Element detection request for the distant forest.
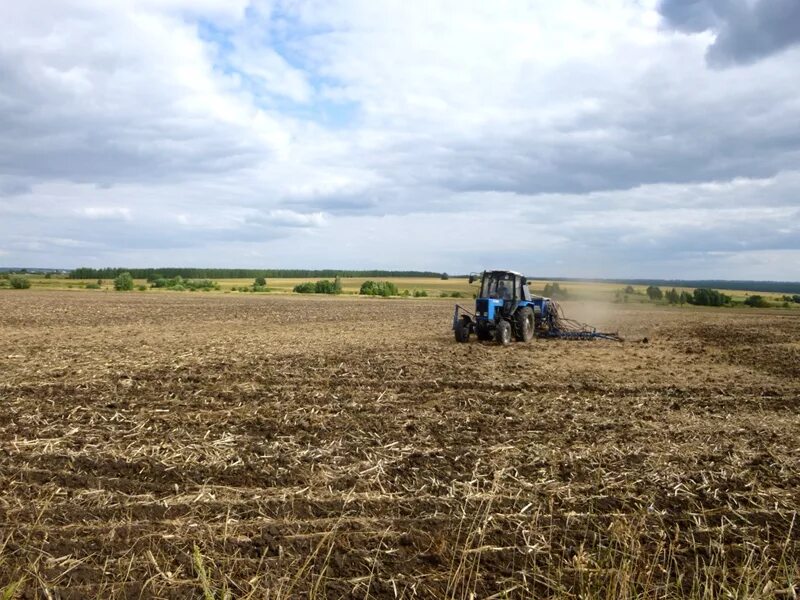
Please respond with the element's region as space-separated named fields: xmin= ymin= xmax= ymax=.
xmin=68 ymin=267 xmax=443 ymax=279
xmin=541 ymin=277 xmax=800 ymax=295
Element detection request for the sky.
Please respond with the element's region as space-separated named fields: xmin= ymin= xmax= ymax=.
xmin=1 ymin=0 xmax=799 ymax=279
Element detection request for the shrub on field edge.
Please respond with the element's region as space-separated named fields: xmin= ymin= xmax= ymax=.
xmin=690 ymin=288 xmax=731 ymax=306
xmin=413 ymin=289 xmax=428 ymax=297
xmin=114 ymin=272 xmax=134 ymax=291
xmin=744 ymin=295 xmax=770 ymax=308
xmin=315 ymin=279 xmax=337 ymax=294
xmin=360 ymin=280 xmax=398 ymax=297
xmin=186 ymin=279 xmax=219 ymax=291
xmin=85 ymin=283 xmax=101 ymax=290
xmin=293 ymin=279 xmax=343 ymax=294
xmin=646 ymin=285 xmax=663 ymax=301
xmin=9 ymin=275 xmax=31 ymax=289
xmin=151 ymin=276 xmax=218 ymax=291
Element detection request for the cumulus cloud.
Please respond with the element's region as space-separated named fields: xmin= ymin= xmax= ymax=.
xmin=0 ymin=0 xmax=799 ymax=278
xmin=659 ymin=0 xmax=800 ymax=66
xmin=0 ymin=0 xmax=297 ymax=187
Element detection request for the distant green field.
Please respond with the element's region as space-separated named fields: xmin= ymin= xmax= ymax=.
xmin=16 ymin=276 xmax=476 ymax=297
xmin=3 ymin=273 xmax=798 ymax=309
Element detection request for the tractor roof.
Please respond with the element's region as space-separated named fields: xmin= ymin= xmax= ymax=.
xmin=486 ymin=269 xmax=525 ymax=277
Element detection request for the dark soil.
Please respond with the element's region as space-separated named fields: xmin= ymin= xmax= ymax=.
xmin=0 ymin=292 xmax=798 ymax=598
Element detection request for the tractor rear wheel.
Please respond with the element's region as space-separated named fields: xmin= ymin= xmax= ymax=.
xmin=514 ymin=307 xmax=534 ymax=342
xmin=495 ymin=319 xmax=512 ymax=345
xmin=454 ymin=316 xmax=471 ymax=343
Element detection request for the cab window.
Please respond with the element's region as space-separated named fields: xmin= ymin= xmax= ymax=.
xmin=482 ymin=273 xmax=515 ymax=299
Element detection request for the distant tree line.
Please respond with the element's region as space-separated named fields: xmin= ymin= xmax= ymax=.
xmin=537 ymin=277 xmax=800 ymax=296
xmin=649 ymin=286 xmax=742 ymax=306
xmin=69 ymin=268 xmax=443 ymax=280
xmin=620 ymin=285 xmax=733 ymax=306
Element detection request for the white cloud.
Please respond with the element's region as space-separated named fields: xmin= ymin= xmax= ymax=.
xmin=262 ymin=209 xmax=325 ymax=228
xmin=79 ymin=207 xmax=132 ymax=220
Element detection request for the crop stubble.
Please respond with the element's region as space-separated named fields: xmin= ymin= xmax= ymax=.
xmin=0 ymin=291 xmax=798 ymax=598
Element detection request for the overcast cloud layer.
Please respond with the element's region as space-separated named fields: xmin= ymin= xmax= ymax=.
xmin=1 ymin=0 xmax=799 ymax=278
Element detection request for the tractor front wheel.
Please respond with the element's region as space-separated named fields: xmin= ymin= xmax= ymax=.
xmin=495 ymin=320 xmax=512 ymax=345
xmin=454 ymin=316 xmax=471 ymax=343
xmin=514 ymin=307 xmax=534 ymax=342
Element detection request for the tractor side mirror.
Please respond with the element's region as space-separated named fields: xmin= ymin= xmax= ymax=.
xmin=468 ymin=274 xmax=475 ymax=284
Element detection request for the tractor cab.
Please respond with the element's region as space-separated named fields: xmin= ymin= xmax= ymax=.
xmin=469 ymin=270 xmax=533 ymax=325
xmin=472 ymin=270 xmax=532 ymax=303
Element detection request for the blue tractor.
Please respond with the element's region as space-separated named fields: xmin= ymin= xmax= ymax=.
xmin=452 ymin=270 xmax=621 ymax=344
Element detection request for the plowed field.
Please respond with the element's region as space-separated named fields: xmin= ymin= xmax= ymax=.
xmin=0 ymin=291 xmax=798 ymax=598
